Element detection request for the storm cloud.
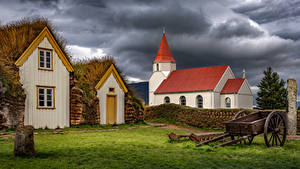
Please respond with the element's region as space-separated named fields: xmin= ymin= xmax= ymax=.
xmin=1 ymin=0 xmax=300 ymax=98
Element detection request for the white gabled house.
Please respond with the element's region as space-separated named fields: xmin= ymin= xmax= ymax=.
xmin=95 ymin=64 xmax=128 ymax=125
xmin=149 ymin=32 xmax=253 ymax=109
xmin=15 ymin=27 xmax=74 ymax=129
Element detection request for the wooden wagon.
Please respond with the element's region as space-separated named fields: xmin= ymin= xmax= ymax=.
xmin=196 ymin=111 xmax=287 ymax=148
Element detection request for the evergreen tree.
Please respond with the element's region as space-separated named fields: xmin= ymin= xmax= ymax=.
xmin=256 ymin=67 xmax=286 ymax=109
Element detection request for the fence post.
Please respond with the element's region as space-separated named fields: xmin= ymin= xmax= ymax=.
xmin=286 ymin=79 xmax=297 ymax=135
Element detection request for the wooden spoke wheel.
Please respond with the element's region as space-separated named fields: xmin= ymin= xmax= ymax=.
xmin=264 ymin=112 xmax=287 ymax=147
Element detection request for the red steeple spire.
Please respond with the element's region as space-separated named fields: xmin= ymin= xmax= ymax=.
xmin=154 ymin=32 xmax=176 ymax=63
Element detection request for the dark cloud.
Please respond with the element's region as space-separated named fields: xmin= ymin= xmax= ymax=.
xmin=233 ymin=0 xmax=300 ymax=24
xmin=211 ymin=18 xmax=264 ymax=38
xmin=0 ymin=0 xmax=300 ymax=98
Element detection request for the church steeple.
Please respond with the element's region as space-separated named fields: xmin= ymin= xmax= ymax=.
xmin=154 ymin=29 xmax=176 ymax=63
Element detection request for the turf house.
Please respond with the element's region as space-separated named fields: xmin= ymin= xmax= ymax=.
xmin=0 ymin=19 xmax=143 ymax=129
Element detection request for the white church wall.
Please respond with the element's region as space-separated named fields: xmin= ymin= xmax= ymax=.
xmin=19 ymin=37 xmax=70 ymax=129
xmin=214 ymin=67 xmax=235 ymax=92
xmin=149 ymin=71 xmax=167 ymax=106
xmin=238 ymin=80 xmax=253 ymax=95
xmin=154 ymin=91 xmax=214 ymax=108
xmin=97 ymin=73 xmax=125 ymax=125
xmin=237 ymin=94 xmax=253 ymax=109
xmin=220 ymin=94 xmax=237 ymax=108
xmin=213 ymin=92 xmax=221 ymax=108
xmin=237 ymin=80 xmax=253 ymax=109
xmin=153 ymin=62 xmax=176 ymax=72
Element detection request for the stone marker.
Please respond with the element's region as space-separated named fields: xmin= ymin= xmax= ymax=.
xmin=286 ymin=79 xmax=297 ymax=135
xmin=14 ymin=125 xmax=35 ymax=156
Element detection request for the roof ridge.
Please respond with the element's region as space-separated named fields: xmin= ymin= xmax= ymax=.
xmin=173 ymin=65 xmax=228 ymax=72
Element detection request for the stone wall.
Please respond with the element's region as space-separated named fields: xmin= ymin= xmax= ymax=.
xmin=0 ymin=81 xmax=25 ymax=129
xmin=70 ymin=86 xmax=84 ymax=126
xmin=125 ymin=96 xmax=144 ymax=123
xmin=145 ymin=104 xmax=255 ymax=129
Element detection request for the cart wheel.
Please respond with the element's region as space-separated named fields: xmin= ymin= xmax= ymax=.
xmin=233 ymin=111 xmax=250 ymax=120
xmin=264 ymin=112 xmax=287 ymax=147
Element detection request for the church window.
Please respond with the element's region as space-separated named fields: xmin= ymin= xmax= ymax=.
xmin=180 ymin=96 xmax=186 ymax=106
xmin=196 ymin=95 xmax=203 ymax=108
xmin=225 ymin=97 xmax=231 ymax=108
xmin=164 ymin=96 xmax=170 ymax=104
xmin=157 ymin=63 xmax=159 ymax=71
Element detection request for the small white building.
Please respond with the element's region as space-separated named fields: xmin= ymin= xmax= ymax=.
xmin=95 ymin=64 xmax=128 ymax=125
xmin=149 ymin=32 xmax=253 ymax=109
xmin=15 ymin=27 xmax=74 ymax=129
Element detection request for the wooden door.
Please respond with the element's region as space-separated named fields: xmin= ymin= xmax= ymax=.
xmin=106 ymin=95 xmax=117 ymax=124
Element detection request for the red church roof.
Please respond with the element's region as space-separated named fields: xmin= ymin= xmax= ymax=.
xmin=154 ymin=33 xmax=176 ymax=63
xmin=221 ymin=78 xmax=245 ymax=94
xmin=154 ymin=65 xmax=229 ymax=94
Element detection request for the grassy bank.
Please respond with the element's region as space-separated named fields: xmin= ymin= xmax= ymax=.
xmin=0 ymin=127 xmax=299 ymax=169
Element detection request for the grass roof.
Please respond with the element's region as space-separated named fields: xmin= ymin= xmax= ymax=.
xmin=0 ymin=18 xmax=70 ymax=98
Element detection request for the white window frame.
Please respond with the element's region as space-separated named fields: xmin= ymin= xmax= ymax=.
xmin=38 ymin=48 xmax=53 ymax=70
xmin=37 ymin=86 xmax=55 ymax=109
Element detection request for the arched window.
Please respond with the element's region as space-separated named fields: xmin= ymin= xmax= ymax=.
xmin=164 ymin=96 xmax=170 ymax=104
xmin=225 ymin=97 xmax=231 ymax=108
xmin=180 ymin=96 xmax=186 ymax=106
xmin=196 ymin=95 xmax=203 ymax=108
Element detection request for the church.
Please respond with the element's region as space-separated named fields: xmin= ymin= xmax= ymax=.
xmin=149 ymin=32 xmax=253 ymax=109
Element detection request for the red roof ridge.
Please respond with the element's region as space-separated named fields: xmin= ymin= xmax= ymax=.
xmin=173 ymin=65 xmax=229 ymax=72
xmin=154 ymin=33 xmax=176 ymax=63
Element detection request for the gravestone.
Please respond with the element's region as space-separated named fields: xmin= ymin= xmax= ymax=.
xmin=14 ymin=125 xmax=35 ymax=156
xmin=286 ymin=79 xmax=297 ymax=135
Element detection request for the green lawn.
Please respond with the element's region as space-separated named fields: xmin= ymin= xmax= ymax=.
xmin=0 ymin=126 xmax=299 ymax=169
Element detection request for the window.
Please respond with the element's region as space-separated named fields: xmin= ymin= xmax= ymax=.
xmin=180 ymin=96 xmax=186 ymax=106
xmin=164 ymin=96 xmax=170 ymax=104
xmin=196 ymin=95 xmax=203 ymax=108
xmin=39 ymin=48 xmax=52 ymax=70
xmin=225 ymin=97 xmax=231 ymax=108
xmin=156 ymin=63 xmax=159 ymax=71
xmin=109 ymin=87 xmax=115 ymax=92
xmin=37 ymin=86 xmax=55 ymax=109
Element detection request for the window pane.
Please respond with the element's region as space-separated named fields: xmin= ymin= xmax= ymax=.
xmin=39 ymin=51 xmax=45 ymax=68
xmin=40 ymin=51 xmax=44 ymax=56
xmin=39 ymin=88 xmax=44 ymax=94
xmin=46 ymin=52 xmax=51 ymax=68
xmin=47 ymin=89 xmax=52 ymax=95
xmin=39 ymin=101 xmax=45 ymax=106
xmin=38 ymin=88 xmax=45 ymax=107
xmin=47 ymin=101 xmax=52 ymax=107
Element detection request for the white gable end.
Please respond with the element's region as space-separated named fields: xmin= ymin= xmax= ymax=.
xmin=19 ymin=36 xmax=70 ymax=129
xmin=97 ymin=73 xmax=125 ymax=124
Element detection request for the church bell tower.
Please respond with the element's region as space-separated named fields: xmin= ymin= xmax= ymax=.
xmin=149 ymin=28 xmax=176 ymax=105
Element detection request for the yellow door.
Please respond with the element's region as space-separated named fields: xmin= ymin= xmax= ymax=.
xmin=106 ymin=95 xmax=117 ymax=124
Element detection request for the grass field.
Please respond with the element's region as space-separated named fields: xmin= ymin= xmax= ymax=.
xmin=0 ymin=126 xmax=300 ymax=169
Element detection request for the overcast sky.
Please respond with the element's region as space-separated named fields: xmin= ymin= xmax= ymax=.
xmin=1 ymin=0 xmax=300 ymax=97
